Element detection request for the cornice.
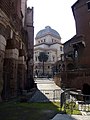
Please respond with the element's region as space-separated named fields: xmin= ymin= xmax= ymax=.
xmin=34 ymin=47 xmax=57 ymax=52
xmin=34 ymin=42 xmax=62 ymax=47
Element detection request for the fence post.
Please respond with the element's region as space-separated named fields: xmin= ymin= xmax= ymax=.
xmin=53 ymin=90 xmax=55 ymax=102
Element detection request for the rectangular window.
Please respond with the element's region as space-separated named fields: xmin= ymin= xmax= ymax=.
xmin=60 ymin=46 xmax=62 ymax=51
xmin=61 ymin=54 xmax=64 ymax=61
xmin=87 ymin=1 xmax=90 ymax=10
xmin=53 ymin=57 xmax=55 ymax=61
xmin=35 ymin=56 xmax=37 ymax=61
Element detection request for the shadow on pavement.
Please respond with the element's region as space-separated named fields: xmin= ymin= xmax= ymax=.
xmin=29 ymin=89 xmax=50 ymax=102
xmin=29 ymin=89 xmax=82 ymax=120
xmin=0 ymin=88 xmax=87 ymax=120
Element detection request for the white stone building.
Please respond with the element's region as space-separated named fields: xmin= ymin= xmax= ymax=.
xmin=34 ymin=26 xmax=63 ymax=77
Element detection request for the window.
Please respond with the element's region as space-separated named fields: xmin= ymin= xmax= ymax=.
xmin=60 ymin=46 xmax=63 ymax=51
xmin=44 ymin=39 xmax=45 ymax=42
xmin=53 ymin=57 xmax=55 ymax=61
xmin=48 ymin=66 xmax=50 ymax=69
xmin=87 ymin=1 xmax=90 ymax=10
xmin=61 ymin=54 xmax=64 ymax=61
xmin=35 ymin=66 xmax=37 ymax=68
xmin=74 ymin=50 xmax=78 ymax=58
xmin=35 ymin=56 xmax=37 ymax=61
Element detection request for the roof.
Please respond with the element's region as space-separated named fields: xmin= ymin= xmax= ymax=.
xmin=64 ymin=35 xmax=84 ymax=45
xmin=35 ymin=26 xmax=61 ymax=39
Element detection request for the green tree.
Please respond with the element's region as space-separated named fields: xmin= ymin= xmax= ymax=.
xmin=38 ymin=52 xmax=48 ymax=76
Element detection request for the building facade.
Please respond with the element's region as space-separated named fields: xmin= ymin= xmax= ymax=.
xmin=0 ymin=0 xmax=34 ymax=101
xmin=57 ymin=0 xmax=90 ymax=94
xmin=34 ymin=26 xmax=63 ymax=77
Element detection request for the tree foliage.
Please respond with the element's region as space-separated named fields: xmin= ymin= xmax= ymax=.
xmin=38 ymin=52 xmax=48 ymax=62
xmin=38 ymin=52 xmax=48 ymax=76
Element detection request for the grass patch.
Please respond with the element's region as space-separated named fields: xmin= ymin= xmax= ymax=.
xmin=61 ymin=101 xmax=81 ymax=115
xmin=0 ymin=101 xmax=82 ymax=120
xmin=0 ymin=102 xmax=60 ymax=120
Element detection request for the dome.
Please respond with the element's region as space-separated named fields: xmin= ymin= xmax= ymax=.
xmin=36 ymin=26 xmax=61 ymax=39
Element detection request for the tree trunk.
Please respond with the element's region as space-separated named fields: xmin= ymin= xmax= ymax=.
xmin=43 ymin=61 xmax=44 ymax=76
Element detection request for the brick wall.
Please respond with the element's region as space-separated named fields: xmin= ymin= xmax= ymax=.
xmin=72 ymin=0 xmax=90 ymax=67
xmin=0 ymin=0 xmax=10 ymax=17
xmin=61 ymin=69 xmax=90 ymax=90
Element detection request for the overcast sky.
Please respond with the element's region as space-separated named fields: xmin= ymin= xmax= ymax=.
xmin=27 ymin=0 xmax=77 ymax=43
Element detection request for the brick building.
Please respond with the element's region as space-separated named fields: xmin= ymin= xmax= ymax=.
xmin=55 ymin=0 xmax=90 ymax=94
xmin=61 ymin=0 xmax=90 ymax=93
xmin=0 ymin=0 xmax=34 ymax=101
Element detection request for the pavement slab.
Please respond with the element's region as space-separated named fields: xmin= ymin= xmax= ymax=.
xmin=51 ymin=114 xmax=90 ymax=120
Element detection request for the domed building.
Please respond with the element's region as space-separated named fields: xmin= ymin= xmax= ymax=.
xmin=34 ymin=26 xmax=63 ymax=77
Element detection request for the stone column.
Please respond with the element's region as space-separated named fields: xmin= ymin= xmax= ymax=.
xmin=18 ymin=48 xmax=27 ymax=94
xmin=0 ymin=35 xmax=6 ymax=101
xmin=4 ymin=40 xmax=19 ymax=99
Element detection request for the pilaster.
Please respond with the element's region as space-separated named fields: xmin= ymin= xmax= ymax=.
xmin=3 ymin=45 xmax=19 ymax=99
xmin=0 ymin=35 xmax=6 ymax=101
xmin=18 ymin=48 xmax=27 ymax=94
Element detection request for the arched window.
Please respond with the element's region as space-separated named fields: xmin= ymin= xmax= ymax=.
xmin=67 ymin=63 xmax=75 ymax=70
xmin=75 ymin=50 xmax=78 ymax=58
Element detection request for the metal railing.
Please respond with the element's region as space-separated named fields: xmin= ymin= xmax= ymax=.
xmin=61 ymin=89 xmax=90 ymax=113
xmin=40 ymin=89 xmax=60 ymax=102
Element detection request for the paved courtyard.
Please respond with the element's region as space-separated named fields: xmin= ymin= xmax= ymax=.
xmin=33 ymin=78 xmax=90 ymax=120
xmin=51 ymin=114 xmax=90 ymax=120
xmin=35 ymin=78 xmax=61 ymax=90
xmin=29 ymin=78 xmax=61 ymax=102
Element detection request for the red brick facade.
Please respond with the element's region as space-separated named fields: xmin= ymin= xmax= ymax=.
xmin=72 ymin=0 xmax=90 ymax=67
xmin=55 ymin=0 xmax=90 ymax=94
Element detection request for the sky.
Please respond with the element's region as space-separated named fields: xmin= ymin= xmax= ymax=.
xmin=27 ymin=0 xmax=77 ymax=43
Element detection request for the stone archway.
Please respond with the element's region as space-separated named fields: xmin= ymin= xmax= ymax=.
xmin=82 ymin=83 xmax=90 ymax=101
xmin=82 ymin=83 xmax=90 ymax=95
xmin=67 ymin=63 xmax=75 ymax=70
xmin=0 ymin=35 xmax=6 ymax=101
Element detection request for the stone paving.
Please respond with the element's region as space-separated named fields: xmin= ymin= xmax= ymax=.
xmin=51 ymin=114 xmax=90 ymax=120
xmin=32 ymin=78 xmax=90 ymax=120
xmin=35 ymin=78 xmax=61 ymax=90
xmin=29 ymin=78 xmax=61 ymax=102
